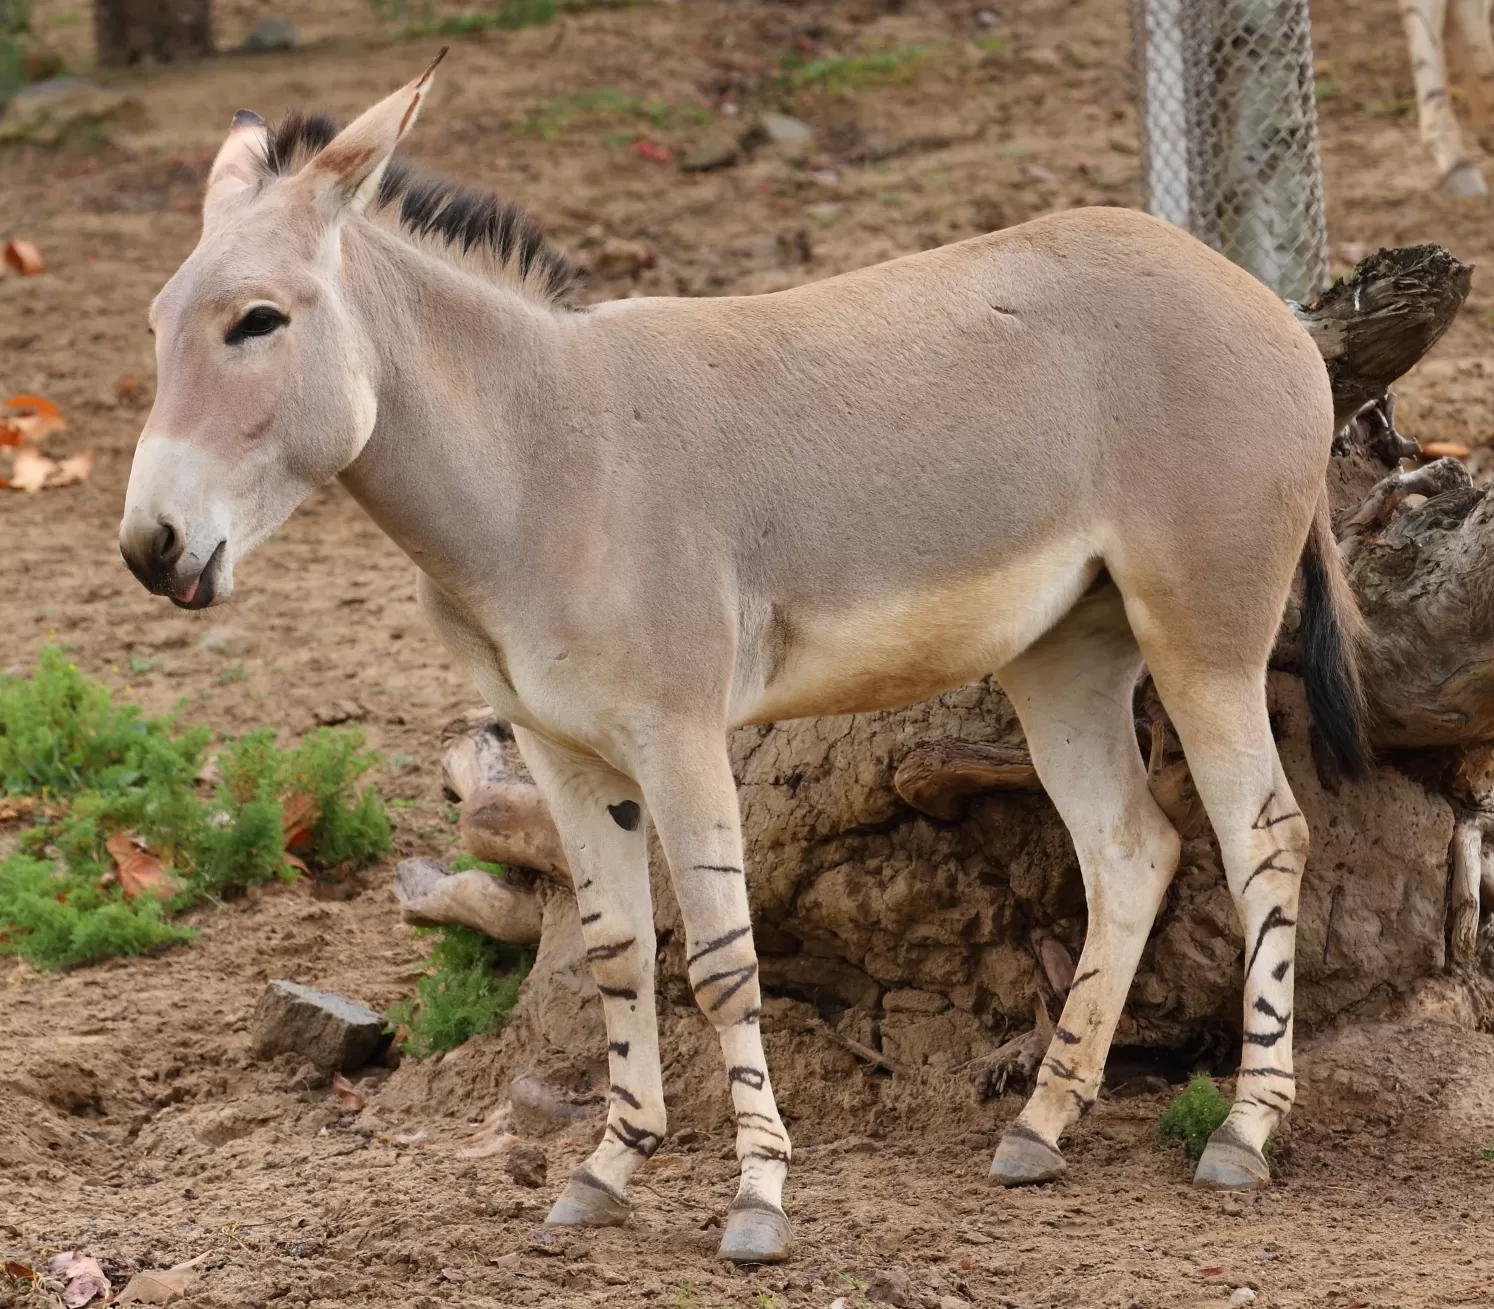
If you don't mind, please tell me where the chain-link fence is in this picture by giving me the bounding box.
[1130,0,1328,303]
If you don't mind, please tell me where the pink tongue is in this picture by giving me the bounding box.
[179,576,200,604]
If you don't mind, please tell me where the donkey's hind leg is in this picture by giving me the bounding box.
[515,729,667,1229]
[1138,660,1308,1189]
[988,583,1182,1185]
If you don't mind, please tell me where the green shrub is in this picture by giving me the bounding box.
[389,925,529,1057]
[0,649,391,968]
[1158,1075,1232,1160]
[0,854,192,971]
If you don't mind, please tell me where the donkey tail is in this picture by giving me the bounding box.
[1299,484,1371,777]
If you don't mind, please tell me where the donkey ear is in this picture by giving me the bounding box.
[300,48,446,219]
[203,109,268,224]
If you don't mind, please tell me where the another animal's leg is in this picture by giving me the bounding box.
[1138,662,1308,1189]
[516,729,665,1227]
[1453,0,1494,147]
[1400,0,1488,195]
[988,584,1182,1185]
[633,730,791,1264]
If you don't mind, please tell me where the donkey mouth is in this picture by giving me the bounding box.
[170,539,227,610]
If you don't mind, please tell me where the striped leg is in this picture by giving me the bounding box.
[1400,0,1488,195]
[1144,675,1309,1188]
[1453,0,1494,146]
[989,586,1182,1184]
[635,730,792,1265]
[517,729,666,1227]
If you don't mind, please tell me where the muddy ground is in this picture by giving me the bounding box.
[4,0,1494,1305]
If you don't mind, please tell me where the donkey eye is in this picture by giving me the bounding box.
[226,306,288,344]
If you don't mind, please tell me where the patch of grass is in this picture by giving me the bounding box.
[217,665,249,685]
[516,87,707,140]
[448,854,507,877]
[777,44,928,95]
[388,925,529,1057]
[1158,1074,1232,1160]
[0,649,391,971]
[973,34,1007,54]
[127,654,162,676]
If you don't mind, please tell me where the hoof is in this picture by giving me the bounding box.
[1441,161,1489,199]
[1193,1126,1270,1191]
[988,1123,1067,1186]
[544,1168,630,1227]
[717,1197,793,1264]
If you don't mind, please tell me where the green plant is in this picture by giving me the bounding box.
[0,649,391,969]
[388,925,529,1057]
[401,0,556,37]
[1157,1075,1232,1160]
[778,44,928,95]
[516,87,693,140]
[0,854,192,971]
[448,854,507,877]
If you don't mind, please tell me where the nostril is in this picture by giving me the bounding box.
[151,520,183,570]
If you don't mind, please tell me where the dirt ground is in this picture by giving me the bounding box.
[4,1,1494,1305]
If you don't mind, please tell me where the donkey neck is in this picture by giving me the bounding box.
[334,222,570,605]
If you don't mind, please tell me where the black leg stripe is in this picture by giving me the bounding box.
[692,863,743,875]
[611,1084,642,1109]
[1245,905,1296,976]
[1069,969,1100,991]
[586,937,637,964]
[686,924,753,967]
[608,1041,630,1058]
[1053,1025,1081,1045]
[598,985,638,1001]
[581,911,602,925]
[728,1065,766,1090]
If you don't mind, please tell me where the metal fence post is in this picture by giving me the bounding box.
[1130,0,1329,303]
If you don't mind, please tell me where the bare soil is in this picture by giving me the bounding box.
[4,1,1494,1306]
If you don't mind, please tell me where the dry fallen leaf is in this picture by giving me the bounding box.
[1422,440,1472,459]
[331,1072,367,1112]
[282,791,318,850]
[50,450,94,487]
[114,1252,211,1305]
[8,444,53,492]
[105,832,177,902]
[3,238,45,276]
[45,1252,110,1308]
[3,1260,36,1281]
[1,393,66,444]
[489,1252,521,1270]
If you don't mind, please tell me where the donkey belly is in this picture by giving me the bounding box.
[736,536,1101,725]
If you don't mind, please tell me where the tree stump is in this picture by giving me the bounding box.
[93,0,212,68]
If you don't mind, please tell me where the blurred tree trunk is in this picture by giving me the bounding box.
[93,0,212,67]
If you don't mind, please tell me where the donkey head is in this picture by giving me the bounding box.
[118,52,445,608]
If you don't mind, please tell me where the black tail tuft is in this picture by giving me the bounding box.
[1300,512,1372,778]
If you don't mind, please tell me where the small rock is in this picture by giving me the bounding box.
[882,988,950,1015]
[526,1228,570,1257]
[312,699,365,726]
[940,1298,971,1309]
[197,625,256,657]
[1228,1290,1257,1306]
[1221,1197,1246,1218]
[489,1252,521,1269]
[250,980,385,1072]
[679,127,740,172]
[955,1225,993,1245]
[509,1070,589,1137]
[757,111,814,146]
[867,1269,911,1306]
[504,1141,548,1188]
[0,77,146,145]
[672,1127,701,1148]
[243,17,297,52]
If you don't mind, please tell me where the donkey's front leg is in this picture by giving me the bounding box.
[515,728,665,1227]
[637,729,792,1265]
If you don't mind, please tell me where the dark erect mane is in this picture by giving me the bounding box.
[257,110,579,308]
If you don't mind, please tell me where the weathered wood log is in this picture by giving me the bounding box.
[440,712,570,881]
[1291,244,1472,428]
[393,857,543,945]
[893,741,1040,820]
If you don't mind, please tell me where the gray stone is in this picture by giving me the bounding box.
[0,78,145,145]
[509,1070,589,1137]
[250,980,384,1072]
[243,17,297,52]
[757,111,814,146]
[197,625,256,656]
[867,1269,912,1307]
[679,127,739,172]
